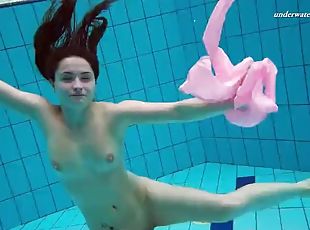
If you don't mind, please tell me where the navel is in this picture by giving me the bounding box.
[101,223,114,230]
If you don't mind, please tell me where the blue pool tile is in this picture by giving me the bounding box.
[142,0,160,17]
[106,62,128,96]
[187,139,206,166]
[0,8,23,48]
[53,208,79,228]
[138,54,159,88]
[159,147,178,175]
[276,0,299,27]
[233,212,256,230]
[211,220,232,230]
[169,46,187,80]
[5,160,30,196]
[257,116,276,139]
[50,183,73,211]
[110,0,128,25]
[201,163,221,193]
[237,165,254,177]
[191,5,207,42]
[217,164,237,194]
[280,26,303,67]
[162,12,182,47]
[154,125,173,149]
[145,151,164,179]
[274,173,302,208]
[295,141,310,171]
[15,192,39,223]
[0,165,12,201]
[260,140,280,169]
[146,16,167,51]
[130,155,148,177]
[257,208,281,230]
[244,139,264,167]
[291,105,310,141]
[33,186,56,217]
[243,33,262,60]
[114,24,136,59]
[177,9,196,44]
[256,0,277,30]
[23,154,48,189]
[170,222,191,230]
[138,125,157,153]
[260,30,283,68]
[131,20,152,55]
[280,208,309,230]
[285,67,308,104]
[19,217,44,230]
[0,198,20,229]
[229,139,247,166]
[169,123,186,145]
[158,0,175,14]
[161,82,179,102]
[215,139,233,164]
[101,27,121,63]
[223,2,241,36]
[0,127,20,163]
[236,175,255,189]
[15,4,38,44]
[125,126,143,157]
[301,23,310,65]
[173,168,190,185]
[185,164,205,189]
[173,143,192,170]
[202,138,219,163]
[13,123,38,157]
[153,50,174,83]
[36,211,64,229]
[126,0,144,21]
[274,69,289,104]
[123,58,143,92]
[277,141,299,170]
[238,0,259,34]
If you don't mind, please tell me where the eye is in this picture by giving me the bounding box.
[62,77,73,81]
[80,75,92,81]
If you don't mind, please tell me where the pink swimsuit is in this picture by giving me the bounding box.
[179,0,278,127]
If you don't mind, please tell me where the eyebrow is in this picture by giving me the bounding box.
[62,71,92,75]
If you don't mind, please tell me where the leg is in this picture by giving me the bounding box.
[142,177,309,227]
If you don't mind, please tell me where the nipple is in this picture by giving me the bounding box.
[106,153,114,162]
[52,160,61,171]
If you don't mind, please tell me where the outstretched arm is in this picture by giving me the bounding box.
[114,98,234,126]
[0,80,50,120]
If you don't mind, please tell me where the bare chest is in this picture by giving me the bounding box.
[41,106,125,176]
[48,129,122,175]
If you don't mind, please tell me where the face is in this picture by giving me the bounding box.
[53,56,96,108]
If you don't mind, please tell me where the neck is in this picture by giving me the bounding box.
[60,103,93,130]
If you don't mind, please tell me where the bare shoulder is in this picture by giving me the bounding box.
[95,101,129,127]
[96,101,123,115]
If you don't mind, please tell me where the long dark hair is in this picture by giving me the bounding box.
[34,0,116,83]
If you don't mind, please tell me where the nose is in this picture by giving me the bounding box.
[72,78,83,91]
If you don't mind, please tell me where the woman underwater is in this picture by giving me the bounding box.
[0,0,310,230]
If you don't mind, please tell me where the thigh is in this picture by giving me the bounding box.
[141,176,228,227]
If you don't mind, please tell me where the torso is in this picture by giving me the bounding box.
[36,102,152,230]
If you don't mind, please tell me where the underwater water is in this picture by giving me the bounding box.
[0,0,310,229]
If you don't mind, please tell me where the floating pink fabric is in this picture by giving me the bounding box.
[179,0,278,127]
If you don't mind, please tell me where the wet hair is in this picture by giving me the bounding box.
[34,0,116,84]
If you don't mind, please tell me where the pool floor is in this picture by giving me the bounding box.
[11,162,310,230]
